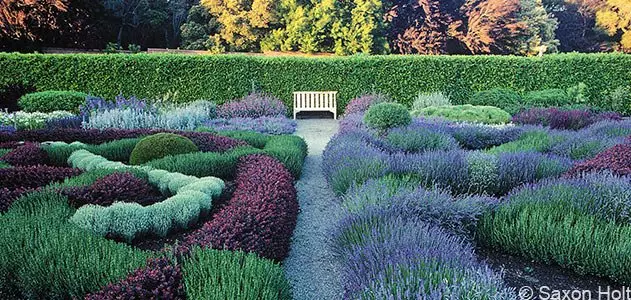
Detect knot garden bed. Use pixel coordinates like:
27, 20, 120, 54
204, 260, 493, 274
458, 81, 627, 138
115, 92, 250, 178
0, 128, 307, 299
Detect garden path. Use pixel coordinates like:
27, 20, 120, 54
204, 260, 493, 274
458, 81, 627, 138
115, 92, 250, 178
284, 119, 344, 300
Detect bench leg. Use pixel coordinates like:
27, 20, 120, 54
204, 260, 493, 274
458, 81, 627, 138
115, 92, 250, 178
333, 110, 337, 120
293, 110, 297, 120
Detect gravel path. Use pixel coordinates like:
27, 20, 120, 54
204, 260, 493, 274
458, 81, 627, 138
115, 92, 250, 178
284, 119, 344, 300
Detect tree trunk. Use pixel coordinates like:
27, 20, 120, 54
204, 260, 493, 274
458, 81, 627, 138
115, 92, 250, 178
117, 25, 124, 46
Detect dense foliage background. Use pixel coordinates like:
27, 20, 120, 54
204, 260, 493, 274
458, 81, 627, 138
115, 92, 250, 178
1, 52, 628, 112
0, 0, 629, 54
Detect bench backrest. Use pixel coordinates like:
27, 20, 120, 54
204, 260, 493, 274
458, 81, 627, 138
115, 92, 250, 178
293, 91, 337, 110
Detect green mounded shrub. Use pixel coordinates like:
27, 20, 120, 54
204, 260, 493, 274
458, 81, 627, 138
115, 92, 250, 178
523, 89, 573, 107
606, 86, 631, 116
182, 247, 292, 300
412, 105, 511, 125
263, 135, 308, 178
363, 102, 411, 131
0, 191, 152, 299
1, 53, 629, 114
130, 133, 199, 165
18, 91, 88, 113
469, 88, 522, 114
486, 131, 563, 155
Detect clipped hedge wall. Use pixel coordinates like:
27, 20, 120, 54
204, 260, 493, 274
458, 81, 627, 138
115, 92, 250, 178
0, 53, 630, 113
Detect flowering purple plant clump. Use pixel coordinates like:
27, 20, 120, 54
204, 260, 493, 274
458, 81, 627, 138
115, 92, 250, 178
183, 154, 298, 261
333, 211, 513, 299
203, 116, 297, 135
217, 92, 287, 118
0, 165, 82, 189
343, 93, 388, 115
451, 124, 524, 150
85, 257, 185, 300
0, 125, 16, 133
0, 142, 49, 166
566, 144, 631, 177
63, 172, 162, 207
513, 107, 622, 130
45, 115, 83, 129
80, 94, 156, 117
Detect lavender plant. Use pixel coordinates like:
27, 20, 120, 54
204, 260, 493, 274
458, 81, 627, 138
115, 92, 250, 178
217, 92, 287, 118
203, 116, 297, 135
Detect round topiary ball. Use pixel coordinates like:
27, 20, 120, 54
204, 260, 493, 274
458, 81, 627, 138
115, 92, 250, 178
363, 102, 411, 131
130, 133, 199, 165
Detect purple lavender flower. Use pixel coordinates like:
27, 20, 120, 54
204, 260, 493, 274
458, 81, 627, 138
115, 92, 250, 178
203, 116, 296, 135
0, 125, 16, 133
217, 92, 287, 118
343, 93, 388, 116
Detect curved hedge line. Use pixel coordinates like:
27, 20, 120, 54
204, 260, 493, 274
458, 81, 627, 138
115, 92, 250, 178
0, 53, 629, 113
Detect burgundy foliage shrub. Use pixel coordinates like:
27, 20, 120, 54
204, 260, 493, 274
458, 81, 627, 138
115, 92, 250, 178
344, 94, 388, 115
566, 144, 631, 177
0, 128, 245, 152
0, 143, 49, 166
513, 108, 622, 130
0, 141, 24, 149
0, 165, 81, 189
182, 154, 298, 261
85, 257, 185, 300
0, 187, 32, 213
63, 172, 162, 207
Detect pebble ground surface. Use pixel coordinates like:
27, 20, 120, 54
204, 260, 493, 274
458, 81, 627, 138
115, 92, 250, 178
283, 118, 344, 300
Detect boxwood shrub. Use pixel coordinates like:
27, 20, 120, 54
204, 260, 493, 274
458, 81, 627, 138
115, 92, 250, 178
18, 90, 88, 113
130, 133, 199, 165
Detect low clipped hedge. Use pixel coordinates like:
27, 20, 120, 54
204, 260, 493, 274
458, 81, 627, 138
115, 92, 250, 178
412, 105, 511, 125
18, 90, 88, 113
67, 149, 224, 242
1, 53, 629, 113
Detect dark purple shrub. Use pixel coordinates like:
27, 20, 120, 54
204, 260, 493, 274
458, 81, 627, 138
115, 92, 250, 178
513, 107, 623, 130
0, 141, 22, 149
0, 165, 82, 189
567, 144, 631, 177
217, 92, 287, 118
0, 128, 245, 152
0, 143, 49, 166
0, 187, 32, 213
183, 154, 298, 261
63, 172, 162, 207
343, 93, 388, 115
85, 257, 185, 300
178, 131, 247, 152
45, 115, 83, 129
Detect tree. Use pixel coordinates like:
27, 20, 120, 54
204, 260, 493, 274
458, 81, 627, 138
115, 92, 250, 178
544, 0, 606, 52
331, 0, 388, 54
518, 0, 560, 55
384, 0, 464, 54
180, 5, 219, 50
0, 0, 68, 42
455, 0, 528, 54
596, 0, 631, 52
201, 0, 280, 52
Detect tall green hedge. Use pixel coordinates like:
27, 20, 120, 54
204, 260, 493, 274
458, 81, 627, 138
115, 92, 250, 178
0, 53, 629, 113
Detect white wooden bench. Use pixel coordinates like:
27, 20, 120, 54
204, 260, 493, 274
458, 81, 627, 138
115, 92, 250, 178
293, 91, 337, 119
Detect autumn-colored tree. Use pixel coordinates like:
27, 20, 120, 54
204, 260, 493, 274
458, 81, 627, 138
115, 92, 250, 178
384, 0, 464, 54
545, 0, 606, 52
518, 0, 559, 55
0, 0, 68, 41
455, 0, 528, 54
596, 0, 631, 52
201, 0, 279, 52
